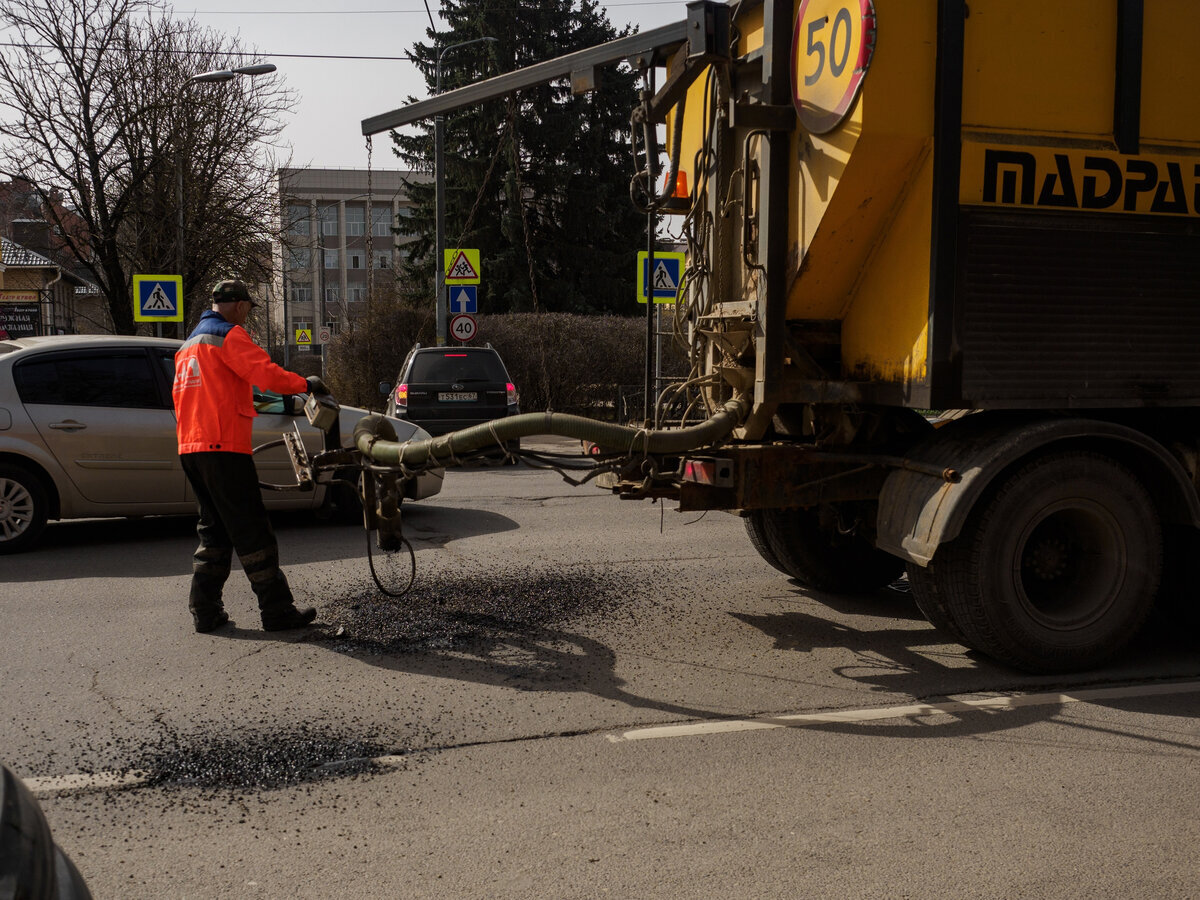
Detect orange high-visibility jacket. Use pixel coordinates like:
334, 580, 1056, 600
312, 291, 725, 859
173, 310, 307, 455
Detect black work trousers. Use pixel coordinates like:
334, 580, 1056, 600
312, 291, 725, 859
181, 451, 295, 620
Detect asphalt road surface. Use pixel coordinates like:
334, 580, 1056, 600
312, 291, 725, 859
3, 437, 1198, 899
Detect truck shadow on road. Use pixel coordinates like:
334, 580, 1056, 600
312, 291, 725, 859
283, 559, 742, 722
303, 619, 727, 722
726, 582, 1200, 740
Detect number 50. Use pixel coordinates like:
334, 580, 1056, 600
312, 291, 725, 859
804, 7, 854, 86
791, 0, 875, 134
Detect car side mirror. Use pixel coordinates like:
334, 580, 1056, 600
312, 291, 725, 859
378, 381, 391, 395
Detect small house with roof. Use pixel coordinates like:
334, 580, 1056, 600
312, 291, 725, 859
0, 236, 92, 338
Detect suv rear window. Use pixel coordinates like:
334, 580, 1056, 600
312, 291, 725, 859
409, 351, 507, 383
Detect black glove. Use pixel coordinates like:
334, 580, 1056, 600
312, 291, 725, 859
306, 375, 330, 395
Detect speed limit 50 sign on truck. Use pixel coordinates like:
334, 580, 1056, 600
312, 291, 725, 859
791, 0, 877, 134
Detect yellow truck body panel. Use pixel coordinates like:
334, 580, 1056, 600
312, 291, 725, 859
669, 0, 1200, 408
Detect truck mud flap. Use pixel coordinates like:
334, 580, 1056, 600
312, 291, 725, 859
876, 413, 1200, 565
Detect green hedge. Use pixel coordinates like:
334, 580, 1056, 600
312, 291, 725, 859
321, 307, 685, 419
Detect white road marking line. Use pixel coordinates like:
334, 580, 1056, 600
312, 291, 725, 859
606, 680, 1200, 743
20, 682, 1200, 794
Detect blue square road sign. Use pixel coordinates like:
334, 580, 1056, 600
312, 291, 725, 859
133, 274, 183, 322
637, 251, 686, 303
447, 284, 478, 314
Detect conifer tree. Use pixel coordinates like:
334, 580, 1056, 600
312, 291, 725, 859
394, 0, 647, 316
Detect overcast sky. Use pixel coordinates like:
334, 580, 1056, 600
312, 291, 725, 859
173, 0, 688, 170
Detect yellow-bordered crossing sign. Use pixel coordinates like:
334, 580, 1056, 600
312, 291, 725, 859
133, 274, 183, 323
637, 251, 686, 303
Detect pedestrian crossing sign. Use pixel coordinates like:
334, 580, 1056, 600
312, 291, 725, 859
636, 251, 686, 303
444, 248, 481, 284
133, 274, 183, 322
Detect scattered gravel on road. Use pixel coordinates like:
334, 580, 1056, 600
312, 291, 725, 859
16, 563, 653, 799
304, 562, 649, 656
130, 724, 394, 791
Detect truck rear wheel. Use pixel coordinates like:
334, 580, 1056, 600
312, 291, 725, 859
743, 512, 790, 575
758, 503, 904, 593
929, 451, 1161, 673
905, 561, 968, 643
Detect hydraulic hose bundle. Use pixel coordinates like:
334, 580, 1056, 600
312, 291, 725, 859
266, 395, 750, 596
352, 398, 749, 469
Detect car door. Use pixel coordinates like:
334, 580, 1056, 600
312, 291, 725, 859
14, 347, 186, 506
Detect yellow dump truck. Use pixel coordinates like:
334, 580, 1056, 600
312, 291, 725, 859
361, 0, 1200, 673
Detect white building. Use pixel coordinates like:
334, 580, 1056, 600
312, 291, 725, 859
275, 167, 428, 358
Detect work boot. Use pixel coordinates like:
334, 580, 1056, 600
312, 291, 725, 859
252, 568, 316, 631
261, 605, 318, 632
193, 609, 231, 633
190, 587, 230, 634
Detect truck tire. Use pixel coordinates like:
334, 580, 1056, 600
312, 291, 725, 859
928, 451, 1161, 673
759, 503, 904, 593
905, 561, 968, 643
743, 511, 790, 575
0, 463, 49, 554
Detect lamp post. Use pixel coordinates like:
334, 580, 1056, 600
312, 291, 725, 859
435, 37, 496, 346
175, 63, 277, 338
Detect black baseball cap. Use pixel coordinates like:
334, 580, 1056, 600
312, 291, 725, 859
212, 279, 259, 307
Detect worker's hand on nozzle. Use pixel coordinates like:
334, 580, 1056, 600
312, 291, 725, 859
306, 375, 330, 395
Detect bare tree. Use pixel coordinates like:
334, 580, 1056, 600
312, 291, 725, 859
0, 0, 294, 333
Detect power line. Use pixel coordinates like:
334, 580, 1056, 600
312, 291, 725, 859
0, 40, 418, 62
177, 1, 681, 14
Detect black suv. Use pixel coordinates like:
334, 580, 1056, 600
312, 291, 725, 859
382, 344, 520, 450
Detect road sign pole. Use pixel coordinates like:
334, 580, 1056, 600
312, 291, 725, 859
435, 116, 447, 347
655, 303, 662, 415
645, 238, 655, 423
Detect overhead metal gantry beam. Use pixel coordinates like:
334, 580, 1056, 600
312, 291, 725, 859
361, 19, 692, 135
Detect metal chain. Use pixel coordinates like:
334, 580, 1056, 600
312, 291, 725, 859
365, 133, 374, 323
453, 115, 512, 247
365, 133, 374, 387
506, 95, 552, 409
506, 98, 541, 315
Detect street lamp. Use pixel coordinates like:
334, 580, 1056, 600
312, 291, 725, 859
173, 63, 277, 338
435, 37, 496, 346
189, 63, 278, 84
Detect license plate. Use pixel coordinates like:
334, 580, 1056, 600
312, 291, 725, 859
438, 391, 477, 402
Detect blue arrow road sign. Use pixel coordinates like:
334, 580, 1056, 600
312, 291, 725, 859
133, 274, 183, 322
448, 284, 478, 314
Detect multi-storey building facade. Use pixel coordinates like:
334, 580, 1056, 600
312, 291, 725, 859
276, 167, 426, 360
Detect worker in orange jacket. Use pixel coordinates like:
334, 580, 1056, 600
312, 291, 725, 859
173, 279, 325, 633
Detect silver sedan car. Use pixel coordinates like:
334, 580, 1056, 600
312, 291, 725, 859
0, 334, 442, 553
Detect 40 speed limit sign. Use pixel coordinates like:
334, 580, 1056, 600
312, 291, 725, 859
791, 0, 877, 134
450, 313, 477, 343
